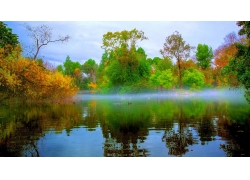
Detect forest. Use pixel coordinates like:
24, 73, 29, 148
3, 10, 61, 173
1, 21, 250, 104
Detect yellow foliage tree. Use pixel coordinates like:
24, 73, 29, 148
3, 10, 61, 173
0, 45, 78, 103
88, 82, 98, 94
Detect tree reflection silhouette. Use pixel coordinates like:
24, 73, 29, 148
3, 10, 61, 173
216, 104, 250, 157
103, 115, 150, 157
162, 100, 199, 156
0, 103, 84, 157
162, 124, 198, 156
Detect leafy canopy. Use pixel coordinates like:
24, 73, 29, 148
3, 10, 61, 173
195, 44, 213, 70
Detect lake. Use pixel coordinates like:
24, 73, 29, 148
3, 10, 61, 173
1, 89, 250, 157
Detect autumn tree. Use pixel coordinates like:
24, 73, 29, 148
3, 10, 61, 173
160, 31, 195, 89
214, 32, 243, 87
0, 46, 78, 103
214, 32, 241, 70
195, 44, 213, 70
23, 23, 70, 60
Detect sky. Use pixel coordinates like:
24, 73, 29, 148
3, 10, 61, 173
1, 0, 246, 68
3, 21, 241, 67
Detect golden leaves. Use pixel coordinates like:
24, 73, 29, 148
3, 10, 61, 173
0, 47, 78, 103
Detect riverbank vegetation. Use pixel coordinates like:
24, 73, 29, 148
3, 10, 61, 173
0, 22, 78, 105
1, 21, 250, 104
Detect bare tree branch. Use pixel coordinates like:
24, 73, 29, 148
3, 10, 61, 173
23, 23, 70, 60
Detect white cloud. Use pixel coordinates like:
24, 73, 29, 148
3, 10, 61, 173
4, 21, 241, 66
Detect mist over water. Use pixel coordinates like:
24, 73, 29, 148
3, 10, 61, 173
1, 88, 250, 157
76, 88, 248, 103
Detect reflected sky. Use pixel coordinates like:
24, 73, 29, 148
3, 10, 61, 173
1, 90, 250, 157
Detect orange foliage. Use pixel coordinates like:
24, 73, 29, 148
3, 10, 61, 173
73, 68, 82, 79
213, 33, 245, 87
214, 44, 238, 70
0, 45, 78, 102
214, 33, 245, 70
88, 82, 98, 94
201, 68, 214, 85
180, 59, 198, 71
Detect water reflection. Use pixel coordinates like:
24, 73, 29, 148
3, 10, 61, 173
1, 93, 250, 157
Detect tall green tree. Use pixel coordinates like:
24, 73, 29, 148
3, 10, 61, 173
101, 29, 150, 93
62, 55, 81, 76
224, 21, 250, 102
101, 28, 148, 54
57, 55, 87, 89
160, 31, 195, 89
195, 44, 213, 70
82, 59, 98, 83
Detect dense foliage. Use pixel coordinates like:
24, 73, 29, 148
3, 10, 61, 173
2, 21, 250, 103
0, 23, 78, 104
224, 21, 250, 102
196, 44, 213, 70
160, 31, 195, 89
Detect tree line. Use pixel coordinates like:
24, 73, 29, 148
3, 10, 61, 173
1, 21, 250, 103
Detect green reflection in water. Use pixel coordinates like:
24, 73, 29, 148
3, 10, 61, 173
1, 93, 250, 157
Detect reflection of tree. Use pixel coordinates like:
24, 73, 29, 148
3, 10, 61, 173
0, 103, 84, 157
198, 116, 217, 144
95, 99, 151, 157
81, 100, 99, 130
162, 124, 198, 156
0, 119, 43, 157
102, 115, 150, 157
216, 113, 250, 157
103, 134, 149, 157
162, 99, 199, 156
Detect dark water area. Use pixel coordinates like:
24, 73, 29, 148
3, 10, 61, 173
1, 90, 250, 157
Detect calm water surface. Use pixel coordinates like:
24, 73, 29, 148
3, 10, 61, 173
1, 90, 250, 157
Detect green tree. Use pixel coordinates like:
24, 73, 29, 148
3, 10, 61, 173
101, 28, 148, 54
160, 31, 195, 89
149, 69, 175, 90
182, 68, 205, 90
0, 22, 19, 57
224, 21, 250, 102
149, 70, 161, 88
57, 65, 64, 73
196, 44, 213, 70
156, 57, 173, 71
237, 21, 250, 38
63, 55, 81, 76
57, 55, 87, 89
101, 29, 150, 93
0, 22, 19, 48
82, 59, 98, 83
157, 69, 175, 89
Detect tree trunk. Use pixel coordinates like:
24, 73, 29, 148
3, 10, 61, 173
177, 58, 182, 89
